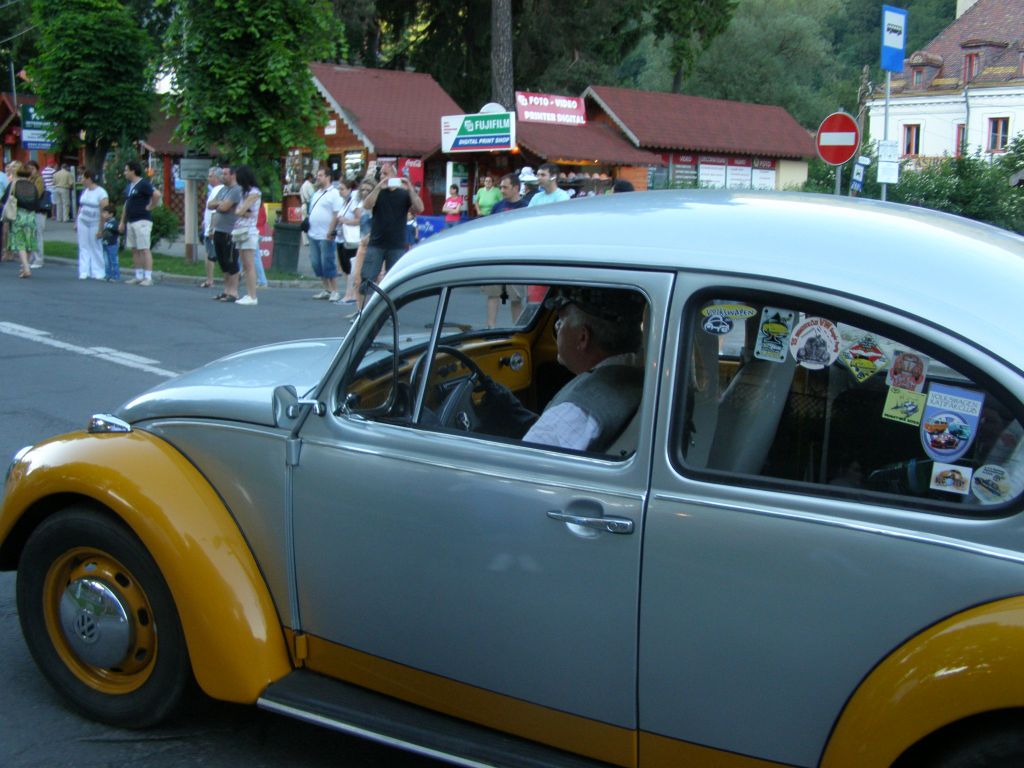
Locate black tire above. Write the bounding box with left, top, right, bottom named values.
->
left=16, top=507, right=191, bottom=728
left=909, top=719, right=1024, bottom=768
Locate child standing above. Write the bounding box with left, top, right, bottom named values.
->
left=100, top=203, right=120, bottom=281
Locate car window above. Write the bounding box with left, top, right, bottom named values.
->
left=339, top=290, right=441, bottom=419
left=678, top=294, right=1024, bottom=513
left=339, top=280, right=648, bottom=458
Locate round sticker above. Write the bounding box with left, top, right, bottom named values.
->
left=972, top=464, right=1021, bottom=504
left=922, top=413, right=971, bottom=456
left=789, top=317, right=840, bottom=370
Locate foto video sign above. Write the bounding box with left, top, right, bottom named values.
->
left=515, top=91, right=586, bottom=126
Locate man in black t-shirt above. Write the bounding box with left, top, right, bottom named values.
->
left=118, top=160, right=162, bottom=286
left=356, top=162, right=423, bottom=311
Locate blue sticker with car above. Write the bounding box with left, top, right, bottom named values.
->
left=920, top=383, right=985, bottom=462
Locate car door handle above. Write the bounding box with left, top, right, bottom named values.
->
left=546, top=511, right=634, bottom=534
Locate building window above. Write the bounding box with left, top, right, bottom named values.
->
left=903, top=124, right=921, bottom=156
left=955, top=124, right=966, bottom=156
left=913, top=68, right=924, bottom=87
left=989, top=117, right=1009, bottom=152
left=964, top=53, right=980, bottom=82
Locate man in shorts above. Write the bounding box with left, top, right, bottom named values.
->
left=356, top=162, right=423, bottom=312
left=119, top=161, right=161, bottom=286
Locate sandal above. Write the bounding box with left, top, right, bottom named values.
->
left=211, top=292, right=227, bottom=300
left=199, top=280, right=213, bottom=288
left=219, top=294, right=238, bottom=303
left=18, top=269, right=30, bottom=278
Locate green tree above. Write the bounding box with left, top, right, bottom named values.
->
left=163, top=0, right=340, bottom=170
left=685, top=0, right=845, bottom=127
left=652, top=0, right=737, bottom=92
left=29, top=0, right=154, bottom=173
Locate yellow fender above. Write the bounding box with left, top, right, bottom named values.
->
left=1, top=430, right=292, bottom=702
left=821, top=596, right=1024, bottom=767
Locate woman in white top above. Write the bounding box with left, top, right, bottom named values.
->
left=231, top=164, right=261, bottom=306
left=75, top=169, right=109, bottom=280
left=335, top=180, right=362, bottom=303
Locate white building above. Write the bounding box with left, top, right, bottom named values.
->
left=866, top=0, right=1024, bottom=159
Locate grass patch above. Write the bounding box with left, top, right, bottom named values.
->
left=44, top=240, right=309, bottom=282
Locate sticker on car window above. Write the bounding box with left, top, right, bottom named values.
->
left=920, top=383, right=985, bottom=462
left=789, top=317, right=840, bottom=370
left=882, top=386, right=926, bottom=426
left=886, top=350, right=928, bottom=392
left=972, top=464, right=1020, bottom=504
left=929, top=462, right=973, bottom=495
left=838, top=329, right=891, bottom=383
left=753, top=307, right=796, bottom=363
left=701, top=304, right=756, bottom=336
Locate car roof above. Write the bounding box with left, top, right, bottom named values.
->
left=398, top=190, right=1024, bottom=370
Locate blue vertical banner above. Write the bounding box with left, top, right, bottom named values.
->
left=881, top=5, right=908, bottom=73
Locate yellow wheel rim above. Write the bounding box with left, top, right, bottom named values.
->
left=42, top=547, right=158, bottom=694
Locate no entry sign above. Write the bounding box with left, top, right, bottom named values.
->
left=816, top=112, right=860, bottom=166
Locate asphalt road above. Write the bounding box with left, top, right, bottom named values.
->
left=0, top=257, right=440, bottom=767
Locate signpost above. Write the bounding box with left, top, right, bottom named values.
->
left=880, top=5, right=908, bottom=201
left=816, top=112, right=860, bottom=195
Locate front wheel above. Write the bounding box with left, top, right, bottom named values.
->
left=16, top=507, right=191, bottom=727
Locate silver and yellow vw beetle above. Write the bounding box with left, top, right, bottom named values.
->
left=4, top=191, right=1024, bottom=768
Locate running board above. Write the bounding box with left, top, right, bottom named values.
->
left=258, top=669, right=619, bottom=768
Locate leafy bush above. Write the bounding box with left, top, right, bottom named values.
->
left=802, top=134, right=1024, bottom=234
left=149, top=205, right=180, bottom=249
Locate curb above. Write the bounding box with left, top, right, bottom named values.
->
left=41, top=256, right=318, bottom=290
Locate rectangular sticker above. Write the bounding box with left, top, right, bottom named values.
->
left=929, top=462, right=973, bottom=495
left=882, top=386, right=926, bottom=426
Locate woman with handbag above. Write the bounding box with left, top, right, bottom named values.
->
left=26, top=160, right=46, bottom=268
left=4, top=163, right=41, bottom=279
left=74, top=169, right=109, bottom=280
left=230, top=164, right=261, bottom=306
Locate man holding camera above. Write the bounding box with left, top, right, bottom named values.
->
left=357, top=162, right=423, bottom=311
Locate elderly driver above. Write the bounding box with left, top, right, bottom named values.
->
left=481, top=288, right=645, bottom=452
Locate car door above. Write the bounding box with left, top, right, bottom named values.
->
left=290, top=264, right=673, bottom=765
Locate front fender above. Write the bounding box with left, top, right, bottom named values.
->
left=821, top=596, right=1024, bottom=767
left=1, top=430, right=292, bottom=703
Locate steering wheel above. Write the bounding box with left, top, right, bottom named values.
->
left=409, top=345, right=489, bottom=431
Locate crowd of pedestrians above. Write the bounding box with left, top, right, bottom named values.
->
left=2, top=154, right=635, bottom=315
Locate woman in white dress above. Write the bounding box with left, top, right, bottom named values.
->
left=75, top=170, right=108, bottom=280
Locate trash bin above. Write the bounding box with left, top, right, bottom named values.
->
left=273, top=221, right=303, bottom=274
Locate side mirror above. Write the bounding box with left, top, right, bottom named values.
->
left=272, top=385, right=298, bottom=427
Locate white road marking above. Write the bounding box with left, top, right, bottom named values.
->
left=0, top=322, right=179, bottom=378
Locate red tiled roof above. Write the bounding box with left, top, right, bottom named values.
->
left=900, top=0, right=1024, bottom=88
left=143, top=107, right=187, bottom=156
left=517, top=120, right=663, bottom=166
left=310, top=63, right=462, bottom=157
left=585, top=85, right=816, bottom=159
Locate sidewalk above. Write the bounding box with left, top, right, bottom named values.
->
left=42, top=219, right=318, bottom=283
